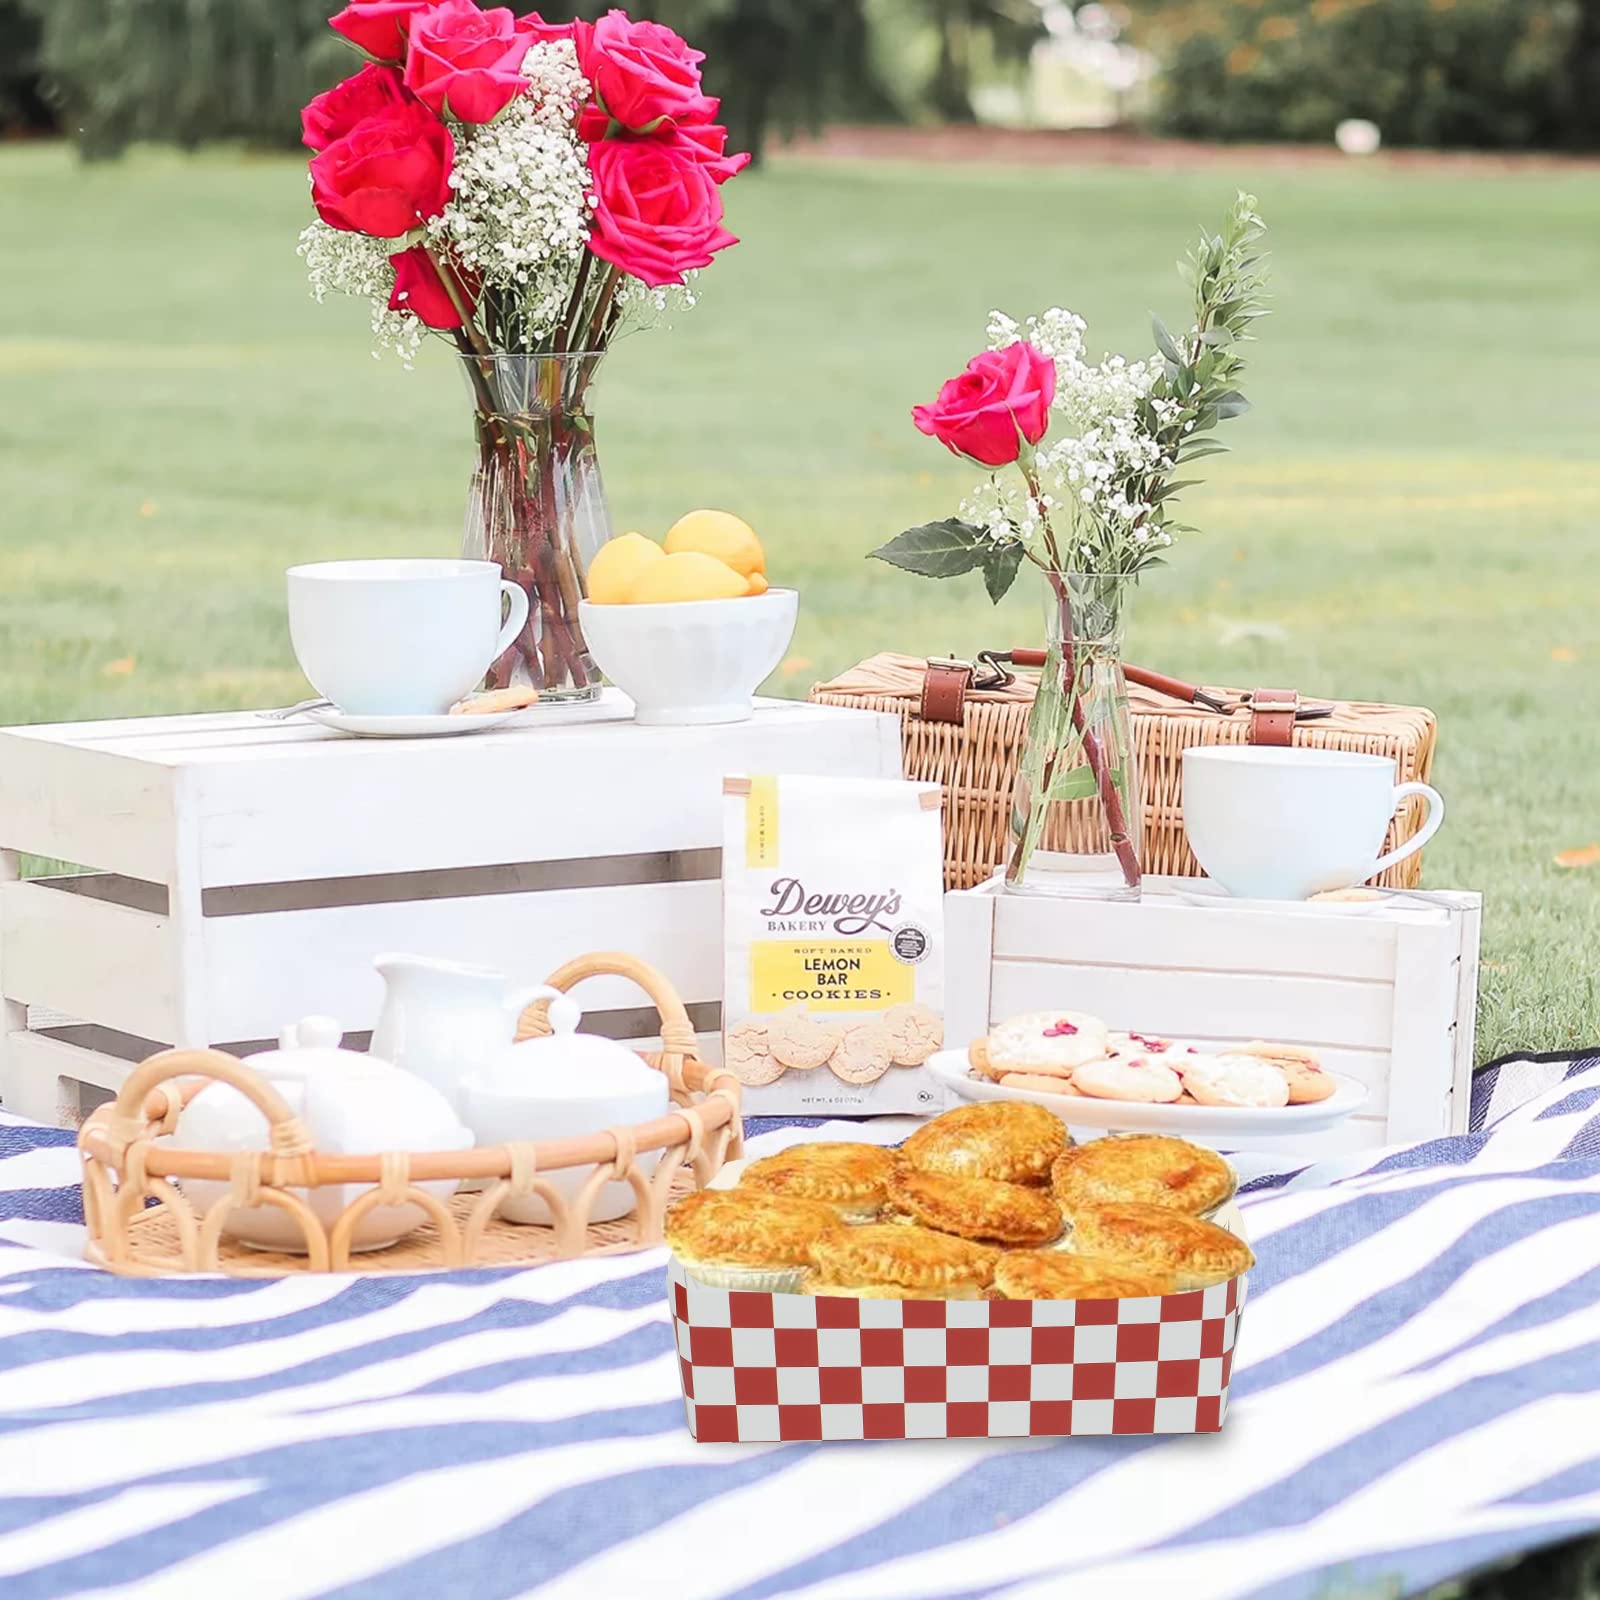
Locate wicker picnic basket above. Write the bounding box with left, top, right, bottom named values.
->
left=77, top=952, right=742, bottom=1278
left=811, top=653, right=1438, bottom=892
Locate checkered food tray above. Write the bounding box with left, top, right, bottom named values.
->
left=668, top=1250, right=1247, bottom=1442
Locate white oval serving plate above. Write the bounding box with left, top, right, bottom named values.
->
left=927, top=1049, right=1367, bottom=1139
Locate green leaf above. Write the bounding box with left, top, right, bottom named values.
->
left=1047, top=764, right=1124, bottom=804
left=1150, top=478, right=1201, bottom=503
left=1151, top=314, right=1183, bottom=366
left=981, top=540, right=1025, bottom=605
left=1177, top=439, right=1230, bottom=463
left=1214, top=391, right=1252, bottom=420
left=868, top=519, right=988, bottom=580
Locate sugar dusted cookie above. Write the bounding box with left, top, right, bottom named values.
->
left=884, top=1002, right=944, bottom=1066
left=768, top=1007, right=840, bottom=1072
left=1235, top=1041, right=1337, bottom=1104
left=1073, top=1055, right=1183, bottom=1104
left=830, top=1022, right=892, bottom=1085
left=999, top=1071, right=1082, bottom=1097
left=986, top=1010, right=1109, bottom=1075
left=725, top=1018, right=784, bottom=1086
left=1179, top=1052, right=1291, bottom=1109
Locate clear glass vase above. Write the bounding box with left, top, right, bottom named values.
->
left=1005, top=570, right=1143, bottom=901
left=459, top=352, right=610, bottom=701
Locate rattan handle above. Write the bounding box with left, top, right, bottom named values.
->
left=107, top=1048, right=313, bottom=1156
left=517, top=951, right=698, bottom=1056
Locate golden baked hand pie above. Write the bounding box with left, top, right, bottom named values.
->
left=665, top=1189, right=842, bottom=1291
left=1050, top=1135, right=1236, bottom=1217
left=808, top=1223, right=1000, bottom=1295
left=1068, top=1202, right=1254, bottom=1289
left=899, top=1101, right=1068, bottom=1184
left=886, top=1167, right=1063, bottom=1246
left=992, top=1250, right=1178, bottom=1300
left=739, top=1142, right=898, bottom=1220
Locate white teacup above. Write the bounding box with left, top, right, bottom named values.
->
left=1182, top=746, right=1445, bottom=901
left=286, top=559, right=529, bottom=716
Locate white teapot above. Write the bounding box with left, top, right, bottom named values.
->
left=169, top=1016, right=473, bottom=1253
left=458, top=995, right=670, bottom=1226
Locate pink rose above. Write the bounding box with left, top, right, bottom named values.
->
left=388, top=245, right=477, bottom=328
left=912, top=342, right=1057, bottom=467
left=586, top=136, right=737, bottom=288
left=517, top=9, right=574, bottom=44
left=310, top=100, right=454, bottom=237
left=579, top=102, right=749, bottom=185
left=329, top=1, right=431, bottom=63
left=573, top=9, right=715, bottom=132
left=405, top=0, right=535, bottom=124
left=301, top=63, right=409, bottom=152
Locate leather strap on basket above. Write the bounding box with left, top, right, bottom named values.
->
left=919, top=651, right=1329, bottom=744
left=921, top=658, right=974, bottom=725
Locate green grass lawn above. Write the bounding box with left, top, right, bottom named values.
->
left=2, top=141, right=1598, bottom=1060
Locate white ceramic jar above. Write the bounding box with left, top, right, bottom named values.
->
left=458, top=1001, right=670, bottom=1225
left=168, top=1016, right=473, bottom=1253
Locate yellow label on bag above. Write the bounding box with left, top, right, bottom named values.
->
left=750, top=940, right=913, bottom=1013
left=745, top=775, right=778, bottom=870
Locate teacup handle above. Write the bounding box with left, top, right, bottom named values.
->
left=1371, top=781, right=1446, bottom=878
left=493, top=579, right=531, bottom=666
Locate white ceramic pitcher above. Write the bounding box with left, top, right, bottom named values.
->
left=371, top=954, right=579, bottom=1112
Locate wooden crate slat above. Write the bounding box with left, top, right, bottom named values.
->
left=988, top=960, right=1395, bottom=1051
left=202, top=879, right=723, bottom=1040
left=992, top=891, right=1402, bottom=982
left=0, top=879, right=177, bottom=1042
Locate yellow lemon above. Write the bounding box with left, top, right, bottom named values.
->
left=663, top=509, right=765, bottom=581
left=586, top=532, right=665, bottom=604
left=745, top=572, right=769, bottom=596
left=629, top=550, right=751, bottom=604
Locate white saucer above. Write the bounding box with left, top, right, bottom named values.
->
left=927, top=1049, right=1367, bottom=1140
left=302, top=706, right=533, bottom=738
left=1167, top=879, right=1398, bottom=915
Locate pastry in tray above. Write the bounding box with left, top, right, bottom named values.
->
left=1067, top=1202, right=1255, bottom=1289
left=899, top=1100, right=1068, bottom=1184
left=885, top=1167, right=1064, bottom=1246
left=1050, top=1135, right=1236, bottom=1218
left=991, top=1250, right=1178, bottom=1301
left=738, top=1142, right=898, bottom=1221
left=664, top=1189, right=842, bottom=1292
left=807, top=1223, right=1000, bottom=1299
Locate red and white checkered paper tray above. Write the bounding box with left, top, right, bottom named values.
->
left=668, top=1253, right=1247, bottom=1443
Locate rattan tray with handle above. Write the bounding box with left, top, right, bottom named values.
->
left=77, top=951, right=742, bottom=1278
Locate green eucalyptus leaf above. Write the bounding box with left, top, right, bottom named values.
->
left=1151, top=315, right=1183, bottom=365
left=1215, top=391, right=1252, bottom=419
left=868, top=519, right=988, bottom=579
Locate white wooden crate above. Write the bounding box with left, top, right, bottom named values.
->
left=946, top=876, right=1481, bottom=1157
left=0, top=692, right=902, bottom=1126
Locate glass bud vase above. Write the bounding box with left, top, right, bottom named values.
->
left=1005, top=570, right=1143, bottom=901
left=459, top=352, right=609, bottom=701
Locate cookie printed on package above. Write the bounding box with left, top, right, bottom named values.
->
left=722, top=774, right=948, bottom=1115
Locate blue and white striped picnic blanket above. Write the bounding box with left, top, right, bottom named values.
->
left=1, top=1050, right=1597, bottom=1600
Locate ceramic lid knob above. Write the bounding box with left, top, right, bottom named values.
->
left=283, top=1015, right=343, bottom=1052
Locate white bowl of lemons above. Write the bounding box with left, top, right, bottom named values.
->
left=579, top=510, right=798, bottom=726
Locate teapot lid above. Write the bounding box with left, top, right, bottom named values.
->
left=243, top=1015, right=388, bottom=1079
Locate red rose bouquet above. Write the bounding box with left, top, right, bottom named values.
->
left=298, top=3, right=749, bottom=698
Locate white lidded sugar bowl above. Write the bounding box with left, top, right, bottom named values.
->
left=458, top=994, right=670, bottom=1225
left=168, top=1015, right=473, bottom=1253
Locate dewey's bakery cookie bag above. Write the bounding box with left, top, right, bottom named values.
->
left=722, top=774, right=948, bottom=1116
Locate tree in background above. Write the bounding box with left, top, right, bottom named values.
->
left=922, top=0, right=1048, bottom=122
